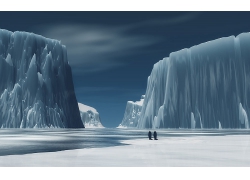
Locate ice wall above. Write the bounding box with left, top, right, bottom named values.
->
left=118, top=95, right=144, bottom=128
left=138, top=33, right=250, bottom=129
left=78, top=103, right=103, bottom=128
left=0, top=29, right=84, bottom=128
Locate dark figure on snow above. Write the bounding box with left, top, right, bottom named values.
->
left=153, top=131, right=158, bottom=140
left=148, top=131, right=152, bottom=140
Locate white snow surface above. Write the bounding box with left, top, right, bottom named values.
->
left=78, top=103, right=104, bottom=128
left=78, top=103, right=97, bottom=113
left=0, top=129, right=250, bottom=166
left=133, top=97, right=144, bottom=106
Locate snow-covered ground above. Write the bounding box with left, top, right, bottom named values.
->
left=0, top=129, right=250, bottom=166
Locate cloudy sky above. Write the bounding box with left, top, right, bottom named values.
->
left=1, top=12, right=250, bottom=127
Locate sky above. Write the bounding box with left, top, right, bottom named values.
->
left=1, top=11, right=250, bottom=127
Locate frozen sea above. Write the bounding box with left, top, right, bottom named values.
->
left=0, top=128, right=250, bottom=166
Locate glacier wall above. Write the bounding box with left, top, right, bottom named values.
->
left=138, top=33, right=250, bottom=129
left=118, top=95, right=144, bottom=128
left=0, top=29, right=84, bottom=128
left=78, top=103, right=104, bottom=128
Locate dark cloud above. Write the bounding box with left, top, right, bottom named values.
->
left=32, top=13, right=198, bottom=74
left=33, top=23, right=161, bottom=74
left=137, top=12, right=200, bottom=26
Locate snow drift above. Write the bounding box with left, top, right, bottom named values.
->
left=0, top=29, right=83, bottom=128
left=78, top=103, right=103, bottom=128
left=138, top=33, right=250, bottom=129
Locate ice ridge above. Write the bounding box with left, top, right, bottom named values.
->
left=137, top=33, right=250, bottom=129
left=0, top=29, right=83, bottom=128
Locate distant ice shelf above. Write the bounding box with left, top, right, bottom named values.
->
left=0, top=29, right=83, bottom=128
left=118, top=95, right=144, bottom=128
left=127, top=33, right=250, bottom=129
left=78, top=103, right=104, bottom=128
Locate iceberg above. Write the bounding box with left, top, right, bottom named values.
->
left=137, top=33, right=250, bottom=129
left=0, top=29, right=83, bottom=128
left=78, top=103, right=104, bottom=128
left=118, top=95, right=144, bottom=128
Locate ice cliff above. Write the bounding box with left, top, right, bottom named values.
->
left=137, top=33, right=250, bottom=129
left=118, top=95, right=144, bottom=128
left=0, top=29, right=84, bottom=128
left=78, top=103, right=103, bottom=128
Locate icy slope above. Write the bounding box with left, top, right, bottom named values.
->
left=138, top=33, right=250, bottom=129
left=118, top=95, right=144, bottom=128
left=0, top=29, right=83, bottom=128
left=78, top=103, right=104, bottom=128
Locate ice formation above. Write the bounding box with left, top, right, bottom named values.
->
left=78, top=103, right=104, bottom=128
left=118, top=95, right=145, bottom=128
left=0, top=29, right=83, bottom=128
left=137, top=33, right=250, bottom=129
